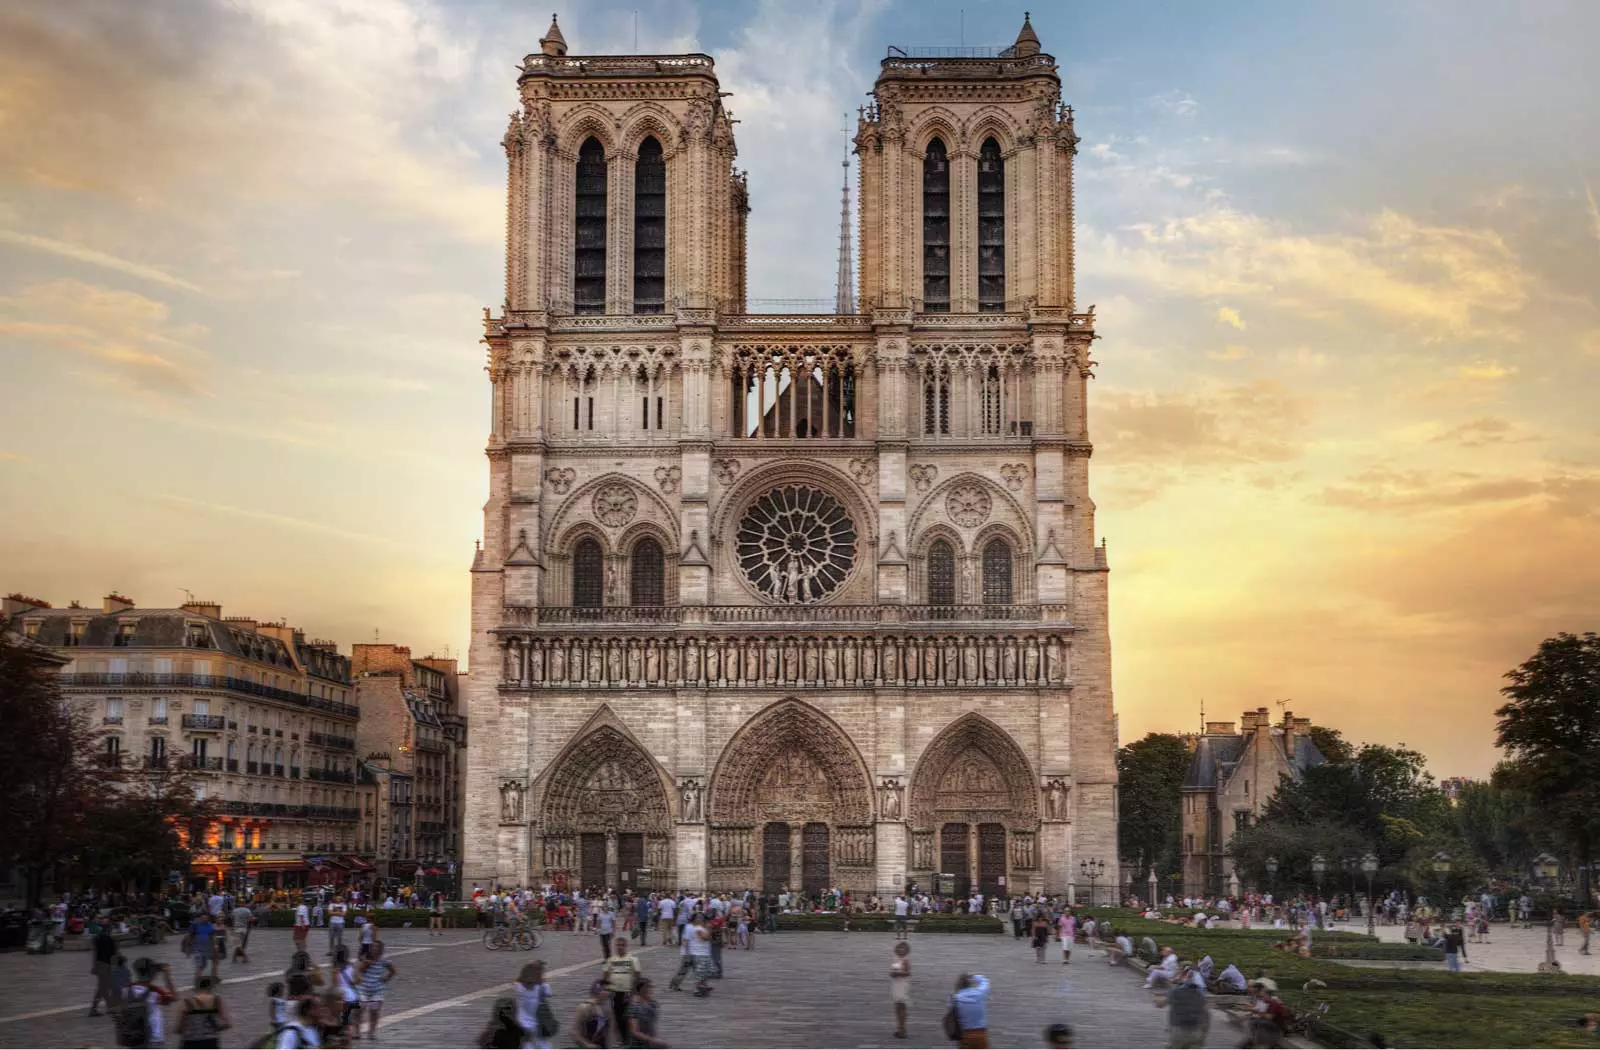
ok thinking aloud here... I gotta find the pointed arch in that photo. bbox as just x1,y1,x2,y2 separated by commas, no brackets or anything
709,698,874,824
909,712,1038,831
923,137,952,312
908,471,1033,556
556,106,619,157
536,710,675,835
618,102,681,156
909,108,962,156
962,107,1023,155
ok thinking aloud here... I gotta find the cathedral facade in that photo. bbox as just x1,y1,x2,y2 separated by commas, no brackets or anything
462,14,1117,900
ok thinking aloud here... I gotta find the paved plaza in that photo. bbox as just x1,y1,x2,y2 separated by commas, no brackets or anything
0,926,1242,1049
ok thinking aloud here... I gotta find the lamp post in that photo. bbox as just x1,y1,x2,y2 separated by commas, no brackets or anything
1342,856,1358,924
1265,855,1280,899
1431,851,1452,916
1362,852,1380,936
1147,867,1159,909
1312,854,1328,926
1080,857,1105,907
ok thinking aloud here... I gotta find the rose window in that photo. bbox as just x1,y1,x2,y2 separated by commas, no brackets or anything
736,485,857,603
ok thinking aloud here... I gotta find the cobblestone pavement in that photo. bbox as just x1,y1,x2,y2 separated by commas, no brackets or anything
1357,916,1598,975
0,927,1241,1048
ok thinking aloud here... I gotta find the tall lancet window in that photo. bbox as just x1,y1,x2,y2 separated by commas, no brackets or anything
572,538,604,610
633,136,666,313
927,540,956,607
574,137,608,315
977,137,1005,311
923,139,951,312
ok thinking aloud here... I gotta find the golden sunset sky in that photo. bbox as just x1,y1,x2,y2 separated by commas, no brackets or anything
2,1,1596,778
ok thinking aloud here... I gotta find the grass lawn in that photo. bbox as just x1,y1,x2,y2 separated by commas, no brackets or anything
1078,909,1600,1048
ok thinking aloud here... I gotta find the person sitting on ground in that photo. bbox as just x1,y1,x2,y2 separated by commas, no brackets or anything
1214,963,1249,994
1144,946,1180,989
1243,979,1292,1048
1109,932,1134,966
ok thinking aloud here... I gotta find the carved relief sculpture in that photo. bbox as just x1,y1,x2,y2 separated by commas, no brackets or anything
909,464,938,494
593,483,638,527
946,484,992,527
1000,464,1028,491
545,468,576,494
653,465,681,493
713,458,741,485
1043,778,1070,821
880,777,904,820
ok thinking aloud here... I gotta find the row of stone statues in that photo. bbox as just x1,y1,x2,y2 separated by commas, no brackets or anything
501,632,1071,688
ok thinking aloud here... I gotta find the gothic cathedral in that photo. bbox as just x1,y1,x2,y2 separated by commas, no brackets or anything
463,14,1117,900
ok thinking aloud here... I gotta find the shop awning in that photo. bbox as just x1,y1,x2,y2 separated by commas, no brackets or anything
339,856,376,871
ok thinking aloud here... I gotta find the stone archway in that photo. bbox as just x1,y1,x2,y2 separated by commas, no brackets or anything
538,723,674,892
908,714,1039,899
708,698,875,894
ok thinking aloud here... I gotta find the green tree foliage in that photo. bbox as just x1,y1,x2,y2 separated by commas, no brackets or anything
1308,724,1353,765
1453,771,1541,877
1116,732,1192,879
0,629,109,905
1495,631,1600,904
1229,743,1456,893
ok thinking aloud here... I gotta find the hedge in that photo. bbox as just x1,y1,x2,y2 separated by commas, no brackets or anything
258,907,477,928
1314,941,1445,961
775,913,1002,933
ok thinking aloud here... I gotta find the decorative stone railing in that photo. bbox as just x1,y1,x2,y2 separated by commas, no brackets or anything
503,604,1065,626
495,630,1072,689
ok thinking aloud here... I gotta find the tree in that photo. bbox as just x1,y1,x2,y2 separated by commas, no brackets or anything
1496,632,1600,905
1455,772,1541,877
1308,725,1353,765
1117,733,1192,880
73,770,217,894
0,629,110,906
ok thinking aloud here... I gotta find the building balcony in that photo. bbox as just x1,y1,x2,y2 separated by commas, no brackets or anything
58,673,359,720
226,759,239,773
183,713,227,731
217,801,360,821
273,764,285,777
307,768,355,784
178,755,224,772
148,715,169,726
95,752,124,769
247,761,260,775
103,714,124,725
143,755,169,770
309,732,355,752
504,603,1065,628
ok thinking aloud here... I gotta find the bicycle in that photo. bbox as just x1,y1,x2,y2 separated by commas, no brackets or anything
482,922,543,951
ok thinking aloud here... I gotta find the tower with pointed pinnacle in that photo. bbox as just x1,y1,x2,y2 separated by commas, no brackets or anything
835,126,855,315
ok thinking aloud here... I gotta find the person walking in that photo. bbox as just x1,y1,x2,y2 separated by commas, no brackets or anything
355,940,396,1040
889,941,911,1040
1554,910,1567,947
707,910,726,978
602,938,643,1035
1578,911,1592,955
123,957,177,1050
635,894,652,946
1442,925,1467,973
516,961,555,1050
90,926,118,1017
597,902,616,962
230,901,254,965
949,973,990,1049
184,912,220,988
685,914,714,997
1031,911,1052,964
293,899,311,954
1165,968,1208,1048
357,913,378,961
175,975,232,1049
326,897,347,957
894,894,911,940
658,894,676,947
1058,910,1076,965
430,891,446,938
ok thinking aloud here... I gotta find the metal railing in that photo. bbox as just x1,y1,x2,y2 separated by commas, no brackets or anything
59,673,358,719
503,603,1065,627
309,732,356,751
178,755,224,772
218,802,360,821
307,768,355,784
183,714,226,731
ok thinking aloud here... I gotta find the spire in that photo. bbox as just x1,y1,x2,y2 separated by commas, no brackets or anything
834,122,855,316
1012,11,1041,57
540,12,567,56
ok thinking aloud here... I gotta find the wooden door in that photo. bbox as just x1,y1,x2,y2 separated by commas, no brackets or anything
618,833,644,890
580,833,606,891
940,822,971,898
762,823,791,893
977,823,1006,899
801,822,830,894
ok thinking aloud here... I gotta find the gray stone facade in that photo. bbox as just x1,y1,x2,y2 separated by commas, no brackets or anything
463,15,1117,899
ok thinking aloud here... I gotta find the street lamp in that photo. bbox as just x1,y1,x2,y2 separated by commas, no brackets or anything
1147,867,1159,909
1265,855,1280,900
1312,854,1328,925
1080,857,1105,907
1361,852,1380,936
1431,851,1452,913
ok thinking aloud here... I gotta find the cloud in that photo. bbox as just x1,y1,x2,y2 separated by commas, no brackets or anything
1583,330,1600,357
1097,380,1312,467
1277,346,1328,371
1149,90,1198,117
1082,207,1531,340
0,279,210,397
0,230,205,293
1457,360,1517,380
1586,182,1600,256
1319,468,1545,512
1215,305,1246,329
0,450,24,463
1208,344,1248,361
154,494,409,550
1428,417,1535,447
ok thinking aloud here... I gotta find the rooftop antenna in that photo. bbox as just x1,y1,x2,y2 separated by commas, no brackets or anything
960,8,965,45
180,588,195,604
633,10,638,51
1199,697,1205,734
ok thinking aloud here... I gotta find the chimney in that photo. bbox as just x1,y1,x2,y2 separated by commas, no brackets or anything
255,623,296,646
180,600,222,619
223,616,258,632
103,593,135,614
2,594,50,616
1205,721,1237,736
1282,710,1296,753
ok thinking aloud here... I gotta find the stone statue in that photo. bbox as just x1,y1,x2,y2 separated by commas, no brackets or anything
822,640,837,683
685,640,700,683
1045,637,1062,682
626,641,642,683
803,641,819,683
881,778,903,820
607,640,623,682
1044,778,1069,820
1002,640,1017,682
681,779,703,822
665,642,680,683
500,781,524,823
1023,639,1040,682
550,643,566,683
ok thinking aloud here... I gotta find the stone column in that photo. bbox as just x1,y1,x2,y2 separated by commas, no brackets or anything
605,830,619,892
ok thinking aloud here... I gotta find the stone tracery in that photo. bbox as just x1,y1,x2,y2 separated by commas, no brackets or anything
909,713,1039,830
709,699,874,826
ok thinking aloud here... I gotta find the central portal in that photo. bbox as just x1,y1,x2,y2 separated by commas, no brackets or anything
941,821,971,897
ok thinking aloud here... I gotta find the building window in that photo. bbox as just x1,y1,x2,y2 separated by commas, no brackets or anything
105,697,124,724
927,540,956,607
730,346,855,438
572,538,604,609
977,137,1005,311
629,537,665,606
151,697,168,724
574,137,608,315
923,138,950,311
150,736,166,763
66,622,85,647
1186,833,1195,853
114,621,135,646
634,136,666,313
981,537,1013,605
921,361,951,436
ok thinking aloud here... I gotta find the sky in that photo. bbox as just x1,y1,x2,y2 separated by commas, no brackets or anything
2,0,1597,778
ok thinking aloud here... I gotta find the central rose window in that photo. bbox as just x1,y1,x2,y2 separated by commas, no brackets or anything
736,485,857,603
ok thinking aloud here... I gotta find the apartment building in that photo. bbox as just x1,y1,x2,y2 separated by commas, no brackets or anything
3,594,371,890
349,644,466,882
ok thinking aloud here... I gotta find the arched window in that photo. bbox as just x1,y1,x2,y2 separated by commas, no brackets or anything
923,138,950,312
977,137,1005,311
922,361,951,436
634,136,666,313
574,137,607,314
928,540,957,607
629,537,665,606
572,537,604,609
731,347,855,438
981,537,1013,605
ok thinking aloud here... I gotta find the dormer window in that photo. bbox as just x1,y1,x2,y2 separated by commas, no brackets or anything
114,621,136,647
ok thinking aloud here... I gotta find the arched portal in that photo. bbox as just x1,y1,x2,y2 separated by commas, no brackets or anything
538,723,674,892
708,699,875,894
908,714,1038,899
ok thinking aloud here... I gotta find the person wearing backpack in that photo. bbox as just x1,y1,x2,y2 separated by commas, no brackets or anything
515,961,557,1049
1164,966,1209,1048
175,975,232,1049
945,972,989,1048
477,996,524,1049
